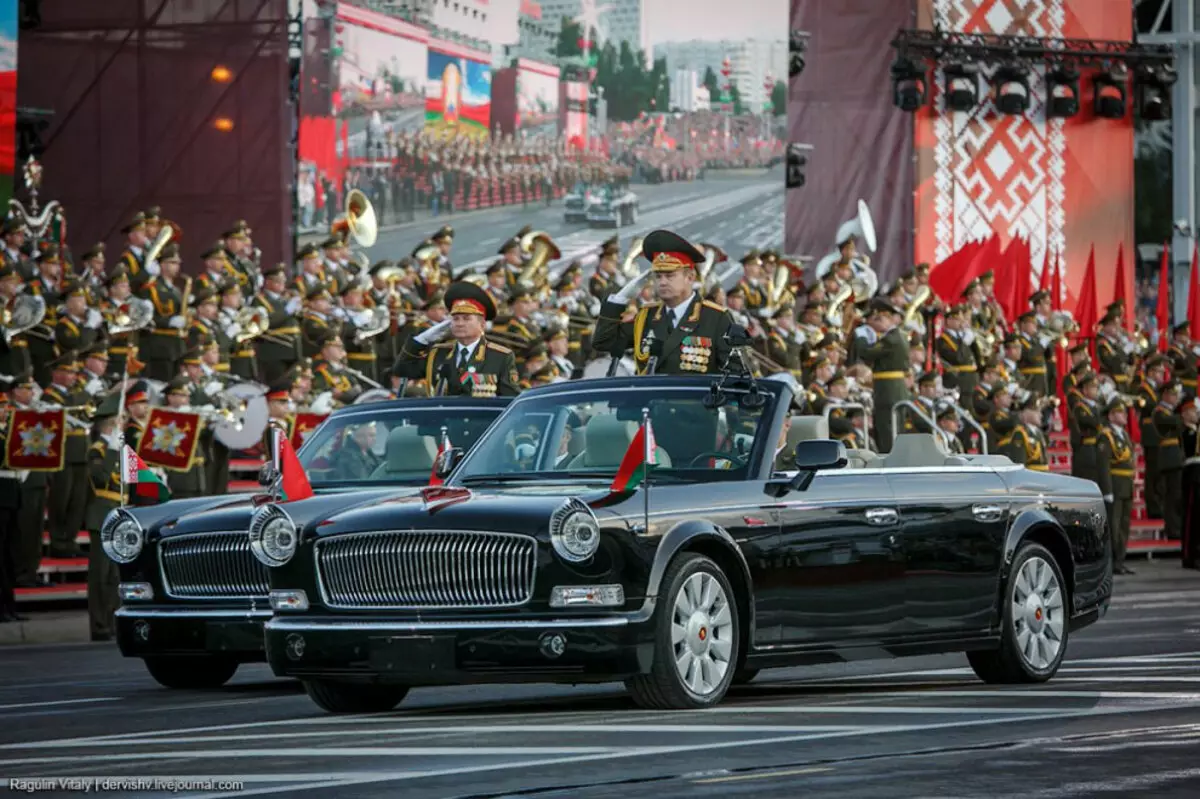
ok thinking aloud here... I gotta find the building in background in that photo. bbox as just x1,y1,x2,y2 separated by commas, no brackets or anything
669,68,709,112
538,0,649,65
355,0,520,63
506,0,558,62
653,39,738,79
731,38,786,111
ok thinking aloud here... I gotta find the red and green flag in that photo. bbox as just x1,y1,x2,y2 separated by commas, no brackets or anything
274,428,314,502
121,444,170,506
610,419,657,492
428,429,452,487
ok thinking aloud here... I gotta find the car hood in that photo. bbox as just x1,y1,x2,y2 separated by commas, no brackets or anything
124,494,260,538
310,484,625,538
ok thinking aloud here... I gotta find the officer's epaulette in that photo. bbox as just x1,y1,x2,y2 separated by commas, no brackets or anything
701,300,727,312
431,341,455,351
486,341,513,354
89,439,106,453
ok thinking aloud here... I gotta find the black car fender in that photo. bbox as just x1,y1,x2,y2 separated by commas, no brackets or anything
642,519,755,627
1000,505,1076,596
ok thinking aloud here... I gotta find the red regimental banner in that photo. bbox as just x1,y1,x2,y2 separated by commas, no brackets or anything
137,409,202,472
5,409,66,471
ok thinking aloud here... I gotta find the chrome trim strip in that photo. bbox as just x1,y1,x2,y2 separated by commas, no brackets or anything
115,607,273,619
157,530,270,601
265,616,628,632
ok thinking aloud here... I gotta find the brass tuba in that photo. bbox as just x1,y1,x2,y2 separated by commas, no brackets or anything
332,190,377,248
697,243,727,294
144,222,176,266
902,285,932,326
353,306,391,343
234,306,270,342
2,294,46,343
109,297,154,335
621,235,645,281
761,260,793,317
518,230,561,290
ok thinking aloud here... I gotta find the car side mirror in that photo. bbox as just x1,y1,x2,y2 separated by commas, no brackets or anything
763,440,848,498
433,447,464,480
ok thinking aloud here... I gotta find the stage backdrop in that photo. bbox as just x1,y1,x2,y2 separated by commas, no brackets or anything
424,43,492,139
914,0,1135,309
786,0,915,283
516,58,560,133
0,1,14,209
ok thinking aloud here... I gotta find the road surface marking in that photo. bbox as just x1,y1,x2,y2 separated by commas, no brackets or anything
0,698,118,710
692,766,834,784
702,705,1051,715
0,745,630,766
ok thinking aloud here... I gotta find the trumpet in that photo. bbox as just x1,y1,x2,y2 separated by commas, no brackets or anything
342,364,383,389
36,401,95,430
184,404,238,425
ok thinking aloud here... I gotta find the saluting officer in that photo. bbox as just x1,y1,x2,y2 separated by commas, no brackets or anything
86,393,124,641
1097,396,1136,576
592,229,735,376
392,281,521,397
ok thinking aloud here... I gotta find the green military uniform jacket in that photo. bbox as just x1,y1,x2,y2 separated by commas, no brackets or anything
119,248,150,293
395,336,521,397
767,330,803,378
341,312,379,383
139,276,186,363
986,407,1016,454
1070,397,1103,481
86,438,123,532
1017,332,1049,396
1097,334,1132,388
1168,343,1198,394
301,310,340,360
1000,424,1049,471
593,292,734,376
55,313,100,358
250,291,302,365
1138,380,1161,450
312,359,363,405
1154,404,1184,471
1096,425,1135,501
860,327,912,406
736,279,768,311
936,331,979,397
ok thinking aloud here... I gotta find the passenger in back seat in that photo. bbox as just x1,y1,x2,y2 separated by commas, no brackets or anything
772,415,795,471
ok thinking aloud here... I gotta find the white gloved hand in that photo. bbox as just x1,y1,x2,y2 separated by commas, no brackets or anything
168,315,186,329
285,298,302,315
332,306,347,320
84,377,105,396
1038,334,1055,349
204,380,223,397
146,259,161,277
1122,339,1136,354
961,329,976,346
414,318,452,346
757,307,773,319
225,322,243,339
103,429,124,451
84,309,103,329
309,391,335,414
610,269,651,304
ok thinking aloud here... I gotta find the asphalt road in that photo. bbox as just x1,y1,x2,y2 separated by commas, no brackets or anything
358,171,785,286
3,560,1200,797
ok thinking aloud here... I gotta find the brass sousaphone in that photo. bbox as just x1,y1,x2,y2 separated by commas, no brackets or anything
341,190,378,248
696,243,727,294
519,230,561,297
145,219,183,266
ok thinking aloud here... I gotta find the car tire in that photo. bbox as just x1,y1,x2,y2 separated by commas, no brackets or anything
304,679,410,714
967,542,1069,684
626,553,739,710
143,656,238,689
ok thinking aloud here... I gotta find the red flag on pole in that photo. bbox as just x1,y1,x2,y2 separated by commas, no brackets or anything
1187,243,1200,336
1050,251,1064,312
1075,245,1099,359
1113,243,1131,332
1009,236,1031,322
1037,244,1053,292
274,428,313,502
928,236,989,304
1156,241,1171,352
429,429,452,487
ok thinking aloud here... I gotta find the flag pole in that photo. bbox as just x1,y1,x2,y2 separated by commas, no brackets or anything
641,406,650,529
116,361,130,507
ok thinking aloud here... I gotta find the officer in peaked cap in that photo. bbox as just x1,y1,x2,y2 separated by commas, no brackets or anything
431,225,454,272
935,402,965,454
85,391,124,640
0,371,19,622
392,280,519,397
856,297,911,454
1098,396,1137,574
592,228,734,378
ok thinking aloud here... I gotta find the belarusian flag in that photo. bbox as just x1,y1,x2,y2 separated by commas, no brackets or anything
610,419,657,492
122,444,170,505
428,429,452,487
274,427,314,502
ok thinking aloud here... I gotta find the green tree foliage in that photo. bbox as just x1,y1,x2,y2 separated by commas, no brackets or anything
702,66,720,100
729,84,744,115
771,80,786,116
556,17,583,59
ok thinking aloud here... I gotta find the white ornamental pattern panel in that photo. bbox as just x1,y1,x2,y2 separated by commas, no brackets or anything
932,0,1065,286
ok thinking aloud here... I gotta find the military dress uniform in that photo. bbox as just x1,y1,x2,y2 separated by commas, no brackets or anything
1097,331,1134,390
300,288,340,359
26,256,63,387
101,269,140,379
1154,394,1184,541
859,302,911,454
251,265,302,385
86,394,123,641
117,212,151,293
1017,321,1050,397
43,353,91,557
1000,403,1050,471
1070,380,1103,484
1096,399,1135,575
1168,325,1198,396
936,323,980,402
140,264,187,381
1138,375,1163,519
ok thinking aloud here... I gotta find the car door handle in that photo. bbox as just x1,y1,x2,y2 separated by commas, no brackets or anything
972,504,1005,523
865,507,898,526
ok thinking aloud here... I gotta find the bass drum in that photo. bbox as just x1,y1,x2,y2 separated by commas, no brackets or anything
580,356,635,380
214,381,269,450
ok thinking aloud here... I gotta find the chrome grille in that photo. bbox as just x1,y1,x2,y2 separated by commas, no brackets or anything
159,532,270,599
316,531,537,610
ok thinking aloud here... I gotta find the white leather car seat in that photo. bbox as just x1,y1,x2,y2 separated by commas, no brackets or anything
883,434,948,468
371,426,438,478
570,414,671,468
786,415,829,453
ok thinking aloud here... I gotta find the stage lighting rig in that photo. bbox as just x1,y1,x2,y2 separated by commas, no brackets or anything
992,64,1031,115
786,143,811,189
943,63,979,112
1093,65,1128,119
891,54,928,111
1045,65,1081,118
790,30,810,78
1136,64,1177,121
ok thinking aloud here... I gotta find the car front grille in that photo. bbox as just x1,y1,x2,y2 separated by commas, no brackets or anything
315,531,537,610
159,532,270,599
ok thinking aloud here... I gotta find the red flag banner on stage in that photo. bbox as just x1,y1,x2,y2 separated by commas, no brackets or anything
1051,252,1064,312
1188,243,1200,336
121,444,170,505
1156,241,1171,352
928,236,988,304
1113,244,1131,331
136,408,202,472
4,409,65,471
1008,236,1031,323
274,429,313,502
289,413,328,453
1075,245,1099,359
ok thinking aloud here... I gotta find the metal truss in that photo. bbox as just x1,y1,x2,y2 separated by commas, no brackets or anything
892,29,1175,69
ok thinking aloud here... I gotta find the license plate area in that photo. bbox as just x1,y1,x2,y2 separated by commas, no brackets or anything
368,635,457,673
205,621,264,652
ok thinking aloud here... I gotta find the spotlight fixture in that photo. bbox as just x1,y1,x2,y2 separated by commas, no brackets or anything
1093,66,1127,119
992,64,1030,116
891,54,928,111
789,30,809,78
1045,65,1081,118
942,63,978,112
786,143,810,189
1136,64,1177,121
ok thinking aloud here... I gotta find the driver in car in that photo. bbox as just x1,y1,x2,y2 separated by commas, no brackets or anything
332,421,379,480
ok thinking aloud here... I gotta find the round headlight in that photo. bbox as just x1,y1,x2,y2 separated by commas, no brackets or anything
550,498,601,563
250,504,298,567
101,509,144,564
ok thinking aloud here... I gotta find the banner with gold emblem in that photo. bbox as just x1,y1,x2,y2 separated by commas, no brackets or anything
4,409,66,471
290,413,328,453
137,408,202,472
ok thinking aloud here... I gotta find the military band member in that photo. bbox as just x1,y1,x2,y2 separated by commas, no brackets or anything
1061,341,1092,395
0,264,30,377
78,344,112,402
936,402,965,454
195,242,235,296
1155,381,1184,541
590,238,622,300
1070,373,1102,483
252,263,302,385
26,246,64,386
102,267,139,379
936,304,980,403
903,371,938,433
737,250,768,311
1096,310,1134,388
186,286,222,354
1000,395,1050,471
5,370,47,587
984,383,1017,454
320,235,350,296
546,326,576,380
1000,333,1022,386
392,281,520,397
311,332,364,406
162,376,207,498
1168,322,1198,397
1140,355,1168,520
117,212,153,293
123,380,152,450
140,242,187,381
593,229,735,377
858,299,910,454
300,283,338,359
1,216,32,281
43,351,90,558
1016,311,1049,397
432,225,454,276
86,393,124,641
1097,396,1135,576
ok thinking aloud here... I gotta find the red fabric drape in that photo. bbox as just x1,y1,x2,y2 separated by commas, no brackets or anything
1113,243,1131,331
995,236,1020,320
1188,243,1200,335
1076,245,1099,359
1038,245,1053,292
1156,241,1171,352
929,235,990,304
1051,252,1064,312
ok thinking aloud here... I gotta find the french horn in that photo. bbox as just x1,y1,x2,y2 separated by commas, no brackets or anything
519,230,561,292
353,306,391,343
2,294,46,343
234,306,271,343
109,297,154,335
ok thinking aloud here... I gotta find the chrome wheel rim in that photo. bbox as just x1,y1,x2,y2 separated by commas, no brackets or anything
1011,555,1065,671
671,571,734,696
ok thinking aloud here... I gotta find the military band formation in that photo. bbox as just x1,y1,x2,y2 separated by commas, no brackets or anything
0,196,1190,629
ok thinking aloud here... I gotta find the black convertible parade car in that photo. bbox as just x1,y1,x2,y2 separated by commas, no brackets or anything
102,397,509,688
245,374,1110,713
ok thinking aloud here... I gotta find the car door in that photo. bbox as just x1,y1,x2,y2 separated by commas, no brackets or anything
886,467,1008,635
764,471,906,646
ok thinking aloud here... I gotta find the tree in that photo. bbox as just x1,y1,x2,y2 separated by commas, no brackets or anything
556,17,582,59
702,66,720,100
771,80,786,116
729,84,744,115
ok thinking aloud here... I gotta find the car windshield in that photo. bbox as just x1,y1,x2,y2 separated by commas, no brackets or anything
297,406,501,488
451,386,775,486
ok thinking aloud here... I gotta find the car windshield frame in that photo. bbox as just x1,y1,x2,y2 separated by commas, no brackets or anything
447,382,783,489
295,403,506,490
